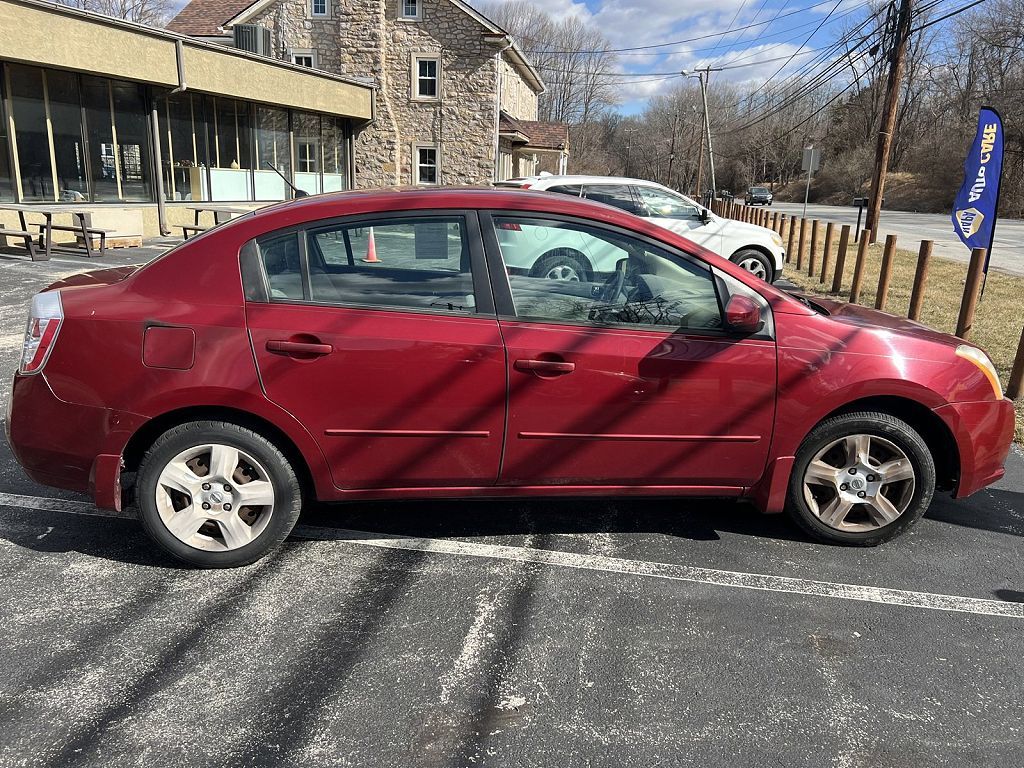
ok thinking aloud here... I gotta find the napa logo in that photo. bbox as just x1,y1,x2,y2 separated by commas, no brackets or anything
955,207,985,239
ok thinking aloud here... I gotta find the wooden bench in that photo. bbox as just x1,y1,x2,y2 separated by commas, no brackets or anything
0,227,41,260
36,223,112,257
180,224,209,240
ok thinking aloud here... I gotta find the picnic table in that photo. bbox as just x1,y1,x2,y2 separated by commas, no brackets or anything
0,203,110,261
181,205,251,239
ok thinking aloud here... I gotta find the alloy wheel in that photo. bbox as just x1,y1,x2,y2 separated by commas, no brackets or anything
736,257,768,280
802,433,916,532
545,264,581,281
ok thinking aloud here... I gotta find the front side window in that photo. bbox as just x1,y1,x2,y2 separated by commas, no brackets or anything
634,186,700,220
311,0,328,16
415,146,438,185
581,184,643,216
401,0,420,19
414,58,438,99
547,184,583,197
492,217,723,331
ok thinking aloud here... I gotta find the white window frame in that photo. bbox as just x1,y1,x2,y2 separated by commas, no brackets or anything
310,0,329,17
411,55,440,101
290,49,317,68
413,144,439,185
399,0,422,21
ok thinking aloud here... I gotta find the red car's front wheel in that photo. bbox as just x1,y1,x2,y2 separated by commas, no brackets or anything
786,411,936,546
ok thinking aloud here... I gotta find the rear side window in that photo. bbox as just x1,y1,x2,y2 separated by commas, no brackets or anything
254,216,479,315
546,185,582,197
582,184,643,215
258,232,303,300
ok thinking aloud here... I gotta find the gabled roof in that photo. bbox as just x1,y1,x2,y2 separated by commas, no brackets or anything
166,0,251,36
517,120,569,151
214,0,545,93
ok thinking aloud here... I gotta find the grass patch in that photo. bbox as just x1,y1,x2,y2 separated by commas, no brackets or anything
776,222,1024,444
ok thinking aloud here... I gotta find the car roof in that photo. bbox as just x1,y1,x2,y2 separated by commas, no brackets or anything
507,175,673,188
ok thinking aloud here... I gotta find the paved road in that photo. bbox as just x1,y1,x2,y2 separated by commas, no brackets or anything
771,202,1024,277
2,250,1024,766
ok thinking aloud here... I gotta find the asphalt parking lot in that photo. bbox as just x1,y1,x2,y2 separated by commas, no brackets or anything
1,248,1023,767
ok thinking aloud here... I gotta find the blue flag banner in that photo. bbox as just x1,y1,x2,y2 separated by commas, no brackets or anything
952,107,1004,251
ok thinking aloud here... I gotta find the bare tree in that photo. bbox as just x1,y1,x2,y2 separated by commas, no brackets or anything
57,0,175,26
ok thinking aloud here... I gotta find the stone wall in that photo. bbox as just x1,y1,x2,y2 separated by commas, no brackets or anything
499,56,538,122
247,0,541,188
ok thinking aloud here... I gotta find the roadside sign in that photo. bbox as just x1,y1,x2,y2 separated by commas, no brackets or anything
802,147,821,173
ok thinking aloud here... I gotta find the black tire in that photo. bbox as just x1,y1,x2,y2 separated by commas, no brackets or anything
730,248,774,282
530,249,591,282
136,421,303,568
785,411,936,546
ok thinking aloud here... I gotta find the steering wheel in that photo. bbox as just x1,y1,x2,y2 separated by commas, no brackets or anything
599,258,629,303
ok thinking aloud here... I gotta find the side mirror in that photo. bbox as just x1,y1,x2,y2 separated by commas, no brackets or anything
725,294,764,334
698,208,710,223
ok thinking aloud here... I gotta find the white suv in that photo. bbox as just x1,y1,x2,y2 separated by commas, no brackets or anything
495,175,786,282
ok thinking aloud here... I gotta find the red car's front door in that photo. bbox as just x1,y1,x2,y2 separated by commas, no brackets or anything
245,213,507,490
485,214,777,489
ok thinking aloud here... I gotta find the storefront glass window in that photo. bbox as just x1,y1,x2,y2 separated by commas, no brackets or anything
111,81,153,202
0,65,14,202
293,112,321,195
322,115,347,192
8,64,53,201
255,105,290,201
46,70,89,202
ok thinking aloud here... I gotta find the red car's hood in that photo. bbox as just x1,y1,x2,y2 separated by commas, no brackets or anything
45,265,141,291
799,294,962,349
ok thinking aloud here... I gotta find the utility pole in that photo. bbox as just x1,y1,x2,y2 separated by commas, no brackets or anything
694,106,705,199
624,127,638,177
683,68,720,202
666,111,680,188
865,0,914,243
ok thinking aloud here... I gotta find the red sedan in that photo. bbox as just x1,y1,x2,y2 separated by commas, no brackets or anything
7,188,1015,567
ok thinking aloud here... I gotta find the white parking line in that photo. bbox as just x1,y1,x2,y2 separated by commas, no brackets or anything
1,490,1022,619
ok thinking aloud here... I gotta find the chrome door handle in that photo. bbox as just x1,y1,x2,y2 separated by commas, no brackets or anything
514,358,575,374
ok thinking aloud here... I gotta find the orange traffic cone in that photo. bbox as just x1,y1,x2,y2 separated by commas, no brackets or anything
362,227,380,263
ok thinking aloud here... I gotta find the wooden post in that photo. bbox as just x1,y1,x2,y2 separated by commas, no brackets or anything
875,234,897,310
786,216,797,264
1007,325,1024,400
819,222,835,285
955,248,987,339
907,240,932,321
849,230,871,304
808,219,820,276
831,225,851,293
772,212,780,233
796,217,807,271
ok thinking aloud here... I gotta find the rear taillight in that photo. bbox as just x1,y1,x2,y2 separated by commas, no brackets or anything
497,222,523,231
20,291,63,375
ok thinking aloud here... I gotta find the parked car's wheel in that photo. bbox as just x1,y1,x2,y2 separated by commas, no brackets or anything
531,249,591,282
786,411,936,546
731,249,773,282
136,421,302,568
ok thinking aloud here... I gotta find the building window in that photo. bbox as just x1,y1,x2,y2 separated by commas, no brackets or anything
400,0,421,19
413,57,439,100
414,145,438,185
291,52,316,68
310,0,328,17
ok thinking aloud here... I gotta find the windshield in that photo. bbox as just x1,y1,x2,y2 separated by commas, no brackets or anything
750,187,769,194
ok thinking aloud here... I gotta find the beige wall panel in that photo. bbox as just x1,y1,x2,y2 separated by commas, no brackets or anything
183,47,373,119
0,2,178,84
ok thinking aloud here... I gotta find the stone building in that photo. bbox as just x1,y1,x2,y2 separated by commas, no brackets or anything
168,0,570,188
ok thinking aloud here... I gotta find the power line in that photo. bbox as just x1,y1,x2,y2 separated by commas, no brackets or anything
511,0,870,55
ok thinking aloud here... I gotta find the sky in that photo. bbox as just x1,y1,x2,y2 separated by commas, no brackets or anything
470,0,875,115
165,0,877,116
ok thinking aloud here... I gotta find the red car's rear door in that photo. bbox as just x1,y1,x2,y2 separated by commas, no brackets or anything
482,212,777,489
244,212,507,490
